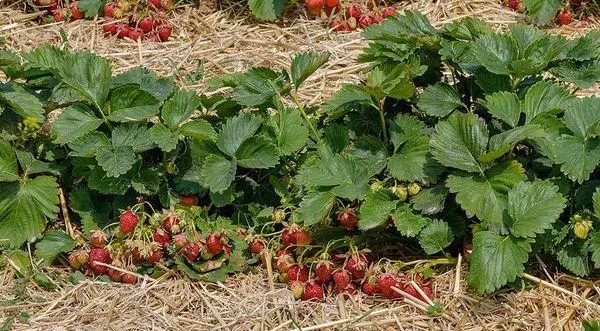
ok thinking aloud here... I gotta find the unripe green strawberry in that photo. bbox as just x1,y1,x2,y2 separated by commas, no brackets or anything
290,281,304,299
392,184,408,201
573,220,592,239
273,209,286,223
370,181,384,192
68,249,88,269
407,182,421,196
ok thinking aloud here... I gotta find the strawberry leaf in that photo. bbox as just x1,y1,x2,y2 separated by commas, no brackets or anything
15,150,59,176
0,140,18,182
0,176,60,247
78,0,105,18
472,34,516,75
322,84,375,120
0,83,45,123
111,67,174,101
148,123,179,153
418,219,454,254
58,51,112,107
216,113,262,158
200,154,236,193
588,232,600,269
483,91,521,128
248,0,288,21
391,204,430,237
110,124,153,153
265,108,309,155
235,136,279,169
359,190,397,230
87,166,132,195
388,135,443,184
389,114,429,151
430,112,489,173
523,80,573,124
96,145,135,177
161,90,203,129
131,169,161,195
290,52,329,89
557,241,590,276
479,124,546,163
180,119,216,140
468,231,531,293
295,190,336,226
507,181,566,238
34,230,76,266
522,0,562,25
107,86,160,122
550,61,600,89
447,160,526,232
69,187,111,231
417,82,465,117
68,132,109,157
564,97,600,139
411,184,448,215
555,136,600,184
52,104,103,145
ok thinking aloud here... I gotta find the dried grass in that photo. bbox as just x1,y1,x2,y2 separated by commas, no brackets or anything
1,0,600,329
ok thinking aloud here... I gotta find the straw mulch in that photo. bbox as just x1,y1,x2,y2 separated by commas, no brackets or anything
1,0,600,330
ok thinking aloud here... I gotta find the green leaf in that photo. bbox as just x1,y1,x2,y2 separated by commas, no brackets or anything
297,154,369,200
472,34,516,75
107,86,160,122
266,108,309,155
180,119,216,140
15,151,58,176
216,113,262,157
0,83,45,123
131,169,161,195
87,166,131,195
69,187,111,232
148,123,179,153
0,140,18,182
111,67,174,101
557,241,589,276
58,51,112,107
417,82,465,117
68,132,109,157
162,90,203,129
564,97,600,139
594,188,600,218
555,136,600,183
588,232,600,269
78,0,104,18
359,190,397,230
389,114,429,150
236,136,280,169
295,190,336,226
391,204,430,237
430,112,488,173
248,0,288,21
522,0,562,25
290,52,329,88
418,220,454,254
411,184,448,215
322,84,375,120
52,104,103,145
230,68,282,108
34,231,76,266
0,176,59,247
550,60,600,88
388,136,443,184
523,80,573,124
479,124,546,163
468,231,531,293
507,181,566,238
96,145,135,177
200,154,236,193
110,124,153,153
447,161,526,231
483,91,521,128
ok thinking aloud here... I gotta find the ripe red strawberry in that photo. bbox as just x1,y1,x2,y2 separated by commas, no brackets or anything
223,244,231,255
88,248,112,274
276,254,295,273
104,3,115,17
373,13,384,24
138,17,153,33
119,210,138,234
276,246,295,258
287,263,309,282
294,229,311,246
330,249,347,264
47,0,58,11
180,243,200,262
329,18,346,32
382,6,396,17
332,268,351,290
180,194,198,207
248,238,266,254
157,25,172,41
173,233,188,249
557,9,572,25
164,215,180,233
53,10,64,22
68,249,88,269
570,0,581,4
281,226,295,246
290,281,304,299
402,283,419,299
508,0,520,10
302,281,324,301
304,0,323,16
377,273,402,299
345,254,368,279
149,0,162,8
70,2,85,20
361,275,380,295
206,233,224,254
324,0,340,14
147,248,163,264
122,273,137,284
341,282,357,295
103,23,118,36
131,247,144,263
419,286,433,302
90,230,107,248
107,266,123,282
338,208,358,229
347,4,361,19
153,227,170,247
315,260,333,284
128,28,143,41
358,14,374,28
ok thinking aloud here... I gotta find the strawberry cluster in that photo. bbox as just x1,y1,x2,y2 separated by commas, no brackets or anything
304,0,397,31
504,0,587,26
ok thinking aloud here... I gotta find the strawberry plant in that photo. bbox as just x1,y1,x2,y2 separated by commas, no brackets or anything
505,0,596,25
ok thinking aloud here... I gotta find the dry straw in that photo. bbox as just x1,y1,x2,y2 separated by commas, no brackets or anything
1,0,600,329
